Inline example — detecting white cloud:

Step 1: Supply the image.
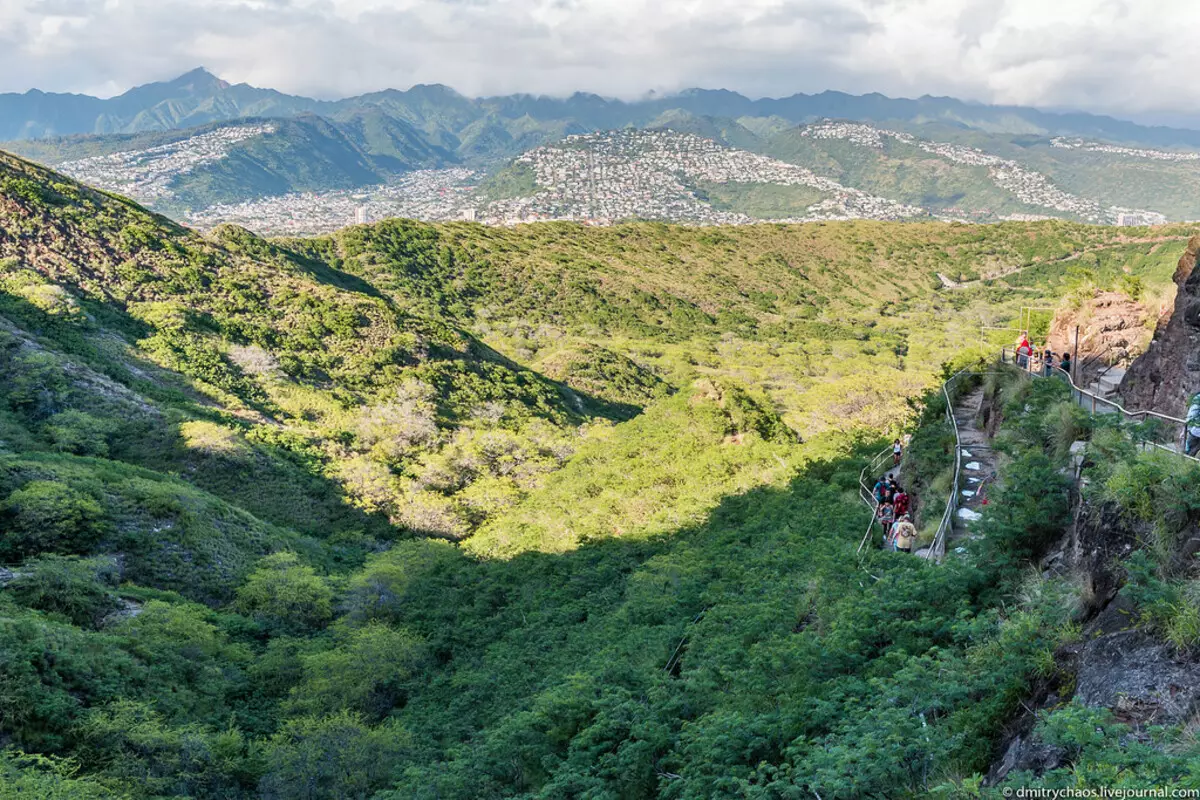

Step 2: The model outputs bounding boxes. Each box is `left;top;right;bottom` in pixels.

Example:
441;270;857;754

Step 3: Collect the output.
1;0;1195;119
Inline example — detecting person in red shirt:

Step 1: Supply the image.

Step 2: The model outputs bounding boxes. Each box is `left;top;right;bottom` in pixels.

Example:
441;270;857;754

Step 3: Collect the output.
1016;333;1032;368
893;487;909;517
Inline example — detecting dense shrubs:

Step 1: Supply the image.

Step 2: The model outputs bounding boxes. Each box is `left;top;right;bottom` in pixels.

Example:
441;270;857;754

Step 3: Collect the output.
5;555;122;627
234;552;333;634
2;149;1197;795
1;480;105;558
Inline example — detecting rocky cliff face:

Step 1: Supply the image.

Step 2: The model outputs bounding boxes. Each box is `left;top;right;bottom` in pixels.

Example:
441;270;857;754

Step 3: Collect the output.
1119;236;1200;415
987;500;1200;786
1046;291;1154;366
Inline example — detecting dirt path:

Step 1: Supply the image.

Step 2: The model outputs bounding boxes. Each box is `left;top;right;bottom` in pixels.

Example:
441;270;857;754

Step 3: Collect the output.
938;235;1191;290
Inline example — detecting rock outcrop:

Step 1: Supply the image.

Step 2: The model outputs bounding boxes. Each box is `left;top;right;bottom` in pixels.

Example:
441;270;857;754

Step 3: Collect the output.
1075;627;1200;725
985;502;1177;786
1119;236;1200;416
1046;291;1155;372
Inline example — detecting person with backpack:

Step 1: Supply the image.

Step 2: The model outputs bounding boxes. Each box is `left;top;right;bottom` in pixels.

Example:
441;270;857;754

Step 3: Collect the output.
1042;349;1055;377
873;477;887;504
1059;352;1073;381
877;501;895;545
893;515;917;553
892;438;903;466
892;487;909;518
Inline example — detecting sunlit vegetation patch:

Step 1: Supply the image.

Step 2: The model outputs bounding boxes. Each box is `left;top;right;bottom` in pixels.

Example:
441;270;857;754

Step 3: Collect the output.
2;148;1200;796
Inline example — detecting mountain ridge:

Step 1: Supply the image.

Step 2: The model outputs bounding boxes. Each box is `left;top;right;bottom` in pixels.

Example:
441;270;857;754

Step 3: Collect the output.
11;68;1200;149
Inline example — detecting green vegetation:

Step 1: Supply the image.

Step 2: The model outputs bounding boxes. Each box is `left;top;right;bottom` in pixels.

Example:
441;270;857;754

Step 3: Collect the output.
690;180;828;218
2;149;1200;796
476;162;538;201
766;132;1045;220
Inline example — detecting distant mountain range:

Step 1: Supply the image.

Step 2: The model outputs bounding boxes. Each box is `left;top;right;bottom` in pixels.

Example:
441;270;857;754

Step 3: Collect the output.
10;67;1200;149
6;69;1200;231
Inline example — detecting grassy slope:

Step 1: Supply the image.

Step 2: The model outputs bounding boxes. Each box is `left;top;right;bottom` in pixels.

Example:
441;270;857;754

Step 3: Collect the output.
890;122;1200;221
284;217;1195;435
0;149;609;547
2;149;1199;797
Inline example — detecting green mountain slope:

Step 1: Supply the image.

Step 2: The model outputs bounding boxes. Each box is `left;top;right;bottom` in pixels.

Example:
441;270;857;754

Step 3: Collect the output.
4;114;457;216
11;69;1200;228
0;149;619;545
2;151;1199;797
763;126;1045;219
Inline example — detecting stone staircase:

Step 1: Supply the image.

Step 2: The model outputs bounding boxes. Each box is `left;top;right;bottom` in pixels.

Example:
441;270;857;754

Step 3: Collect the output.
1087;365;1126;399
946;385;1000;553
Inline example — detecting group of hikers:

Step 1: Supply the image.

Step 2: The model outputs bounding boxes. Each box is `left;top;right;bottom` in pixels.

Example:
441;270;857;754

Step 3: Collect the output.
1013;333;1072;379
872;470;918;554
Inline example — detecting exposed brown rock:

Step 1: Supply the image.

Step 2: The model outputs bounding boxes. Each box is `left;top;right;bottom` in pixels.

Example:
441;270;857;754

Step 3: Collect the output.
1119;236;1200;415
1041;291;1156;392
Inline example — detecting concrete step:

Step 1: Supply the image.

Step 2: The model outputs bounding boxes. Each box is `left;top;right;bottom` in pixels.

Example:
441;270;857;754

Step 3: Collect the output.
1098;369;1125;395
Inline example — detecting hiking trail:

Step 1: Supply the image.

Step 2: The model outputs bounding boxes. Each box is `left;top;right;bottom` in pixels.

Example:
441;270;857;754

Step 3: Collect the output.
945;384;999;553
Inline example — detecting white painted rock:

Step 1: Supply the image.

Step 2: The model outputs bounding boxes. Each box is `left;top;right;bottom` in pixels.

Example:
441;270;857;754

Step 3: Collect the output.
965;461;983;471
967;477;981;484
961;490;975;497
957;508;983;522
961;449;972;457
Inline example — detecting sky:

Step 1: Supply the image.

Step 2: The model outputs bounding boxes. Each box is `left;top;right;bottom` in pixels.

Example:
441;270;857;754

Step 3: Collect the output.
2;0;1194;120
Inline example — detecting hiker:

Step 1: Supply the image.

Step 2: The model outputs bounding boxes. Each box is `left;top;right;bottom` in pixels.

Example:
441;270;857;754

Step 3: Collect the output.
1185;393;1200;456
892;487;910;517
1042;349;1055;377
892;438;903;466
877;500;895;543
893;515;917;553
1059;352;1072;381
1016;333;1031;368
873;477;888;504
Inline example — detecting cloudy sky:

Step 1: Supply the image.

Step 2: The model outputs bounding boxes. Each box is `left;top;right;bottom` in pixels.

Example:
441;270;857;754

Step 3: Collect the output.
2;0;1191;120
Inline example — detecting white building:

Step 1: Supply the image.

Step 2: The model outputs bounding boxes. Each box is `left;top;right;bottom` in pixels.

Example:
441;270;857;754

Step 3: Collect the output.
354;206;372;225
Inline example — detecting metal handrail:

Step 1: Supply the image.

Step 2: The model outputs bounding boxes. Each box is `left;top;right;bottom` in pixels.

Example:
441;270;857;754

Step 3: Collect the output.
1000;348;1199;463
861;347;1199;563
856;367;970;561
856;445;897;555
926;369;970;561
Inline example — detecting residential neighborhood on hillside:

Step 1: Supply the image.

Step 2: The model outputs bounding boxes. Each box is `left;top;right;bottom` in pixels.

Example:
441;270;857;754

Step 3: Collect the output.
18;114;1186;234
801;121;1168;224
56;124;277;200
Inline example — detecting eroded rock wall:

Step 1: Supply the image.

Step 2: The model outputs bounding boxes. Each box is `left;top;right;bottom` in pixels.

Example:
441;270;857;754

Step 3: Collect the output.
1119;236;1200;416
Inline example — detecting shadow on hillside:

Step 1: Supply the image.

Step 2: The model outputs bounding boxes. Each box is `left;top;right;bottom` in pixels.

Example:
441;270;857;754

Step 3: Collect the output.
0;284;648;557
392;439;953;654
275;245;387;300
371;443;991;794
0;290;399;545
